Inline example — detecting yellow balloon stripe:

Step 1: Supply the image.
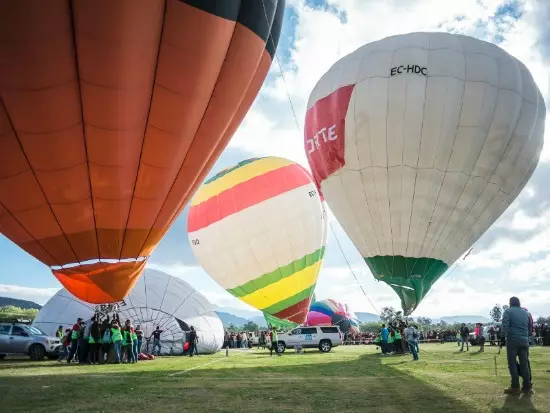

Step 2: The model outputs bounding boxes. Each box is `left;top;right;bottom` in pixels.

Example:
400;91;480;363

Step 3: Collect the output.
238;260;322;310
191;157;294;206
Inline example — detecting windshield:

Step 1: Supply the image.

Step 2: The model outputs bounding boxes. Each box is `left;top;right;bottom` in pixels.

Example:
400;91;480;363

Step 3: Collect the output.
26;326;46;336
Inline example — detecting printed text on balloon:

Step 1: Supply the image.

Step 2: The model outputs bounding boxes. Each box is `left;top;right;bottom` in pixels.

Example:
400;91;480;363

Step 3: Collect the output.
306;124;337;154
390;65;427;77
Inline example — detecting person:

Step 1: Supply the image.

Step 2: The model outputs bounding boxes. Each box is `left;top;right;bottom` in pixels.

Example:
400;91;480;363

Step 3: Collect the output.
123;320;135;363
130;325;139;362
135;325;144;355
394;328;403;353
404;324;419;361
380;324;389;355
151;326;163;356
67;317;82;364
111;320;123;364
88;317;101;364
460;323;469;352
502;297;532;394
101;326;111;363
56;325;64;341
188;326;199;357
456;330;461;347
80;316;93;364
476;324;485;353
269;326;280;357
58;329;71;362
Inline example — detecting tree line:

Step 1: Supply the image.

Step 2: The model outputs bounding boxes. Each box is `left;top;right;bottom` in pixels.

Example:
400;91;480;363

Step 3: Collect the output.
0;305;39;321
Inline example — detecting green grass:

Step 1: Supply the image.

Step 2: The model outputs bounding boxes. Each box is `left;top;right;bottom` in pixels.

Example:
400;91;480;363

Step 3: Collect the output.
0;344;549;412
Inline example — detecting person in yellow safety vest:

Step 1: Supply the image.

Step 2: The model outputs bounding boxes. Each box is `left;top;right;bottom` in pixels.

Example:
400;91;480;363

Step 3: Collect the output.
131;327;139;363
111;321;123;364
394;329;403;353
88;318;101;365
387;329;395;354
56;326;65;361
122;319;136;363
67;317;83;364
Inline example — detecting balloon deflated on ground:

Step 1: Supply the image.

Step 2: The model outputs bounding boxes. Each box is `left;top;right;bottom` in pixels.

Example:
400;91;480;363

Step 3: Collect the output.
188;157;328;325
305;32;546;314
0;0;285;303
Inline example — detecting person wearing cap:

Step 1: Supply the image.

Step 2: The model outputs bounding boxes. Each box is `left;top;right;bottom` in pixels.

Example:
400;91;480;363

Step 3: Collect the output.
502;296;532;395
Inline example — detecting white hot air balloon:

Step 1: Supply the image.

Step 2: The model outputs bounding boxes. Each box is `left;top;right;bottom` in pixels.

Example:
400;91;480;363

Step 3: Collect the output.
305;32;546;314
33;268;224;355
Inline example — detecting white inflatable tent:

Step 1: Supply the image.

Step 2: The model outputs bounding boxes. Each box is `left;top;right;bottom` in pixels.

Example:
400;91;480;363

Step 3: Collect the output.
33;268;224;355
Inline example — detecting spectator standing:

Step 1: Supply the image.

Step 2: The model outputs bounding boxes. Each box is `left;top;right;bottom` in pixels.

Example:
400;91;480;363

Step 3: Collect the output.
67;317;82;364
404;324;419;361
380;324;389;355
460;323;470;352
502;297;532;395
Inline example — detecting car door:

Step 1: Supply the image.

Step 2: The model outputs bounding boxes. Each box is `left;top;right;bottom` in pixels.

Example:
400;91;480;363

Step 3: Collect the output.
287;328;303;347
300;327;318;348
0;324;11;352
8;326;31;353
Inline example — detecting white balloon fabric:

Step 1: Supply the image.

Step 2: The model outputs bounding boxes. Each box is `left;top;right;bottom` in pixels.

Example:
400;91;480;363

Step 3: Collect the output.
33;268;224;354
305;32;546;314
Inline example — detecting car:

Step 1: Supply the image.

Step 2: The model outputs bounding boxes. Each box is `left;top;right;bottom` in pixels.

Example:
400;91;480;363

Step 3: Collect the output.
0;323;62;361
276;326;343;353
469;323;502;346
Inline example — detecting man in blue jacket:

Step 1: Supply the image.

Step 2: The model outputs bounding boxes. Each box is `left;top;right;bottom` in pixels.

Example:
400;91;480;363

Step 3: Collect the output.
502;296;532;394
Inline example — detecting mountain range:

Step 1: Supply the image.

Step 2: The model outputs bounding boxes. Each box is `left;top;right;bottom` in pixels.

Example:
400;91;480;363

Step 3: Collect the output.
0;296;42;310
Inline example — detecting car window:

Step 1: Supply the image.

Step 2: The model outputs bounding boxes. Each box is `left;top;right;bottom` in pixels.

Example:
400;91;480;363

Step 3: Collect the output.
27;326;45;336
301;327;317;335
320;327;339;333
11;326;26;336
291;328;302;335
0;325;10;335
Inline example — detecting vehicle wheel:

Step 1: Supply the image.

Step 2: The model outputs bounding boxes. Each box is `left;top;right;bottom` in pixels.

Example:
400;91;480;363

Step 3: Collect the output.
277;342;286;353
319;340;332;353
29;344;45;361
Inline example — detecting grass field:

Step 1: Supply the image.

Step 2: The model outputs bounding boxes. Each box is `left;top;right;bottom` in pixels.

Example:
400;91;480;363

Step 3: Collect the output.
0;344;549;412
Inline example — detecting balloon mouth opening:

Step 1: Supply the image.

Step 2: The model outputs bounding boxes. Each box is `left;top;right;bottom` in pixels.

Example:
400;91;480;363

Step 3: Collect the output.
50;256;147;270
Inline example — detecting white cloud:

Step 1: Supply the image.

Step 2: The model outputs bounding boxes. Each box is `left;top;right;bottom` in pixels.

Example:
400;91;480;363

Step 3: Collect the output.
0;284;59;306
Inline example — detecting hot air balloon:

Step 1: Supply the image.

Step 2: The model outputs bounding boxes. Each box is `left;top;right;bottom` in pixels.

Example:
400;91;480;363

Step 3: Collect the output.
188;156;327;324
305;32;546;314
306;298;359;334
0;0;285;303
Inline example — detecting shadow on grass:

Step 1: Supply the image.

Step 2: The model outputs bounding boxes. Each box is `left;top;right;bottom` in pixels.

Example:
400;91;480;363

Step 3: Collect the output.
492;394;538;413
0;351;542;413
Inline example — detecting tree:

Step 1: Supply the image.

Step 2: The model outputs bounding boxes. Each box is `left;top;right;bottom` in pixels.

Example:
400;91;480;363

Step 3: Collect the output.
359;322;382;333
438;320;448;327
489;304;502;323
242;321;259;332
380;306;397;324
226;323;238;332
0;305;39;321
502;305;509;312
536;316;549;324
416;317;433;326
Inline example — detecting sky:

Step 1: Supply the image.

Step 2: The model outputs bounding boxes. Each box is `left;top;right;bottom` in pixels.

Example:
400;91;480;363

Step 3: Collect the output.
1;0;549;320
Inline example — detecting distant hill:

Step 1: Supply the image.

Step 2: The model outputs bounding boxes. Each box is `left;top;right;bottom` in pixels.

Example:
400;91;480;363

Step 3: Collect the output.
215;311;251;327
355;312;380;323
440;315;491;324
0;296;42;310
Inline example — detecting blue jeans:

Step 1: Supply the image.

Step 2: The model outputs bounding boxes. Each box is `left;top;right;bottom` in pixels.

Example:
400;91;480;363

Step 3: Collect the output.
408;342;419;360
132;340;139;362
113;341;122;362
137;338;143;354
153;339;161;355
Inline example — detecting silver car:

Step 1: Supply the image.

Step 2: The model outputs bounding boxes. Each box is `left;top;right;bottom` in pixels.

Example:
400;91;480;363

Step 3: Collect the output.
0;323;62;361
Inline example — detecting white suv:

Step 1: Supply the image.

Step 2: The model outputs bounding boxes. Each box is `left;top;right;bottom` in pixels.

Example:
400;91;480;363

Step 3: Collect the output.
276;326;343;353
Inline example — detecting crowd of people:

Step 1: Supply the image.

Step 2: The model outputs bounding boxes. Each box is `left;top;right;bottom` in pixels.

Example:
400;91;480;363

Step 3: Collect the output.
57;313;199;364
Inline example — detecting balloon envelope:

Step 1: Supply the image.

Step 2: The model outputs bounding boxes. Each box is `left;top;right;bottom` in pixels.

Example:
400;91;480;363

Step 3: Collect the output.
0;0;284;303
188;157;327;324
306;298;359;333
305;32;546;314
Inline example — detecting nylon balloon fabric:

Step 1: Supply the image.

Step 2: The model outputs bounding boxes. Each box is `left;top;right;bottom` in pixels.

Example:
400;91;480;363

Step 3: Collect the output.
306;298;359;334
188;157;327;324
305;32;546;314
0;0;285;303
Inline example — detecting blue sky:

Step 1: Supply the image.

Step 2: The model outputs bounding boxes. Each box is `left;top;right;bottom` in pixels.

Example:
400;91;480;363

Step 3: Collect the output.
1;0;549;318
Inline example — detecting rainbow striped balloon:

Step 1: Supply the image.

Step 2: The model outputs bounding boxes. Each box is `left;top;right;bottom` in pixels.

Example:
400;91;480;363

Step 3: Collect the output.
188;157;327;324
